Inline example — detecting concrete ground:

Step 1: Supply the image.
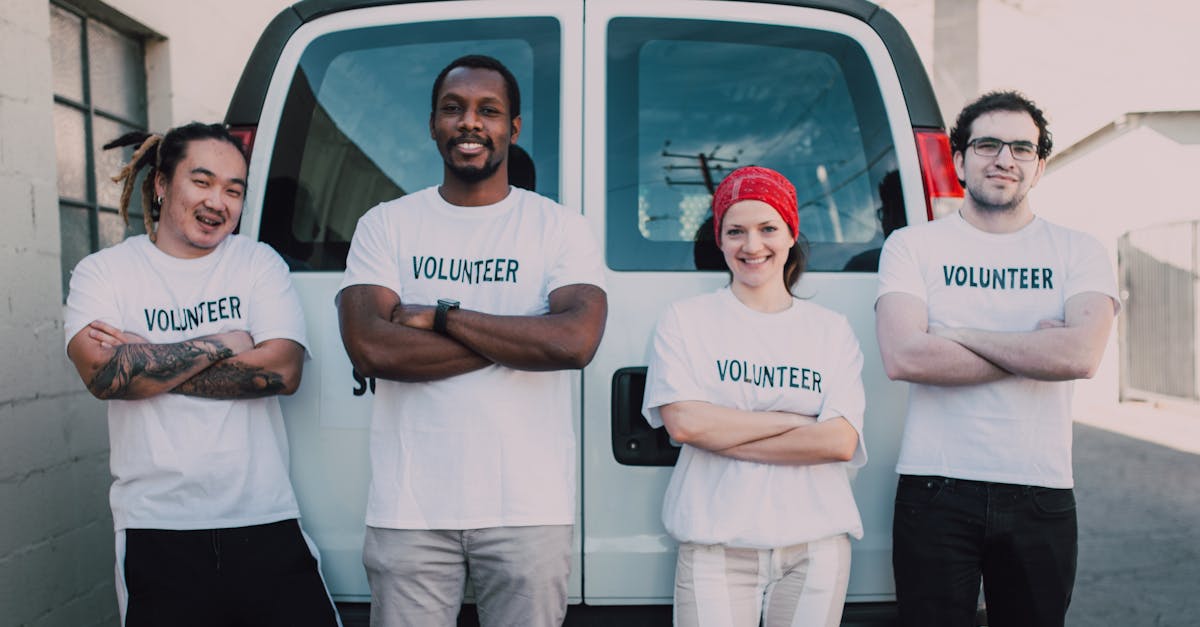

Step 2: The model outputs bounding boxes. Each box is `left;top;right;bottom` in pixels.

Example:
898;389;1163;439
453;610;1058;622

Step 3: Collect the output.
1069;401;1200;627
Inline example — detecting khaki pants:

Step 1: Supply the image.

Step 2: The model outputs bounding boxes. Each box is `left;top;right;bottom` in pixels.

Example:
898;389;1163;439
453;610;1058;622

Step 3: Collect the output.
363;525;572;627
674;534;851;627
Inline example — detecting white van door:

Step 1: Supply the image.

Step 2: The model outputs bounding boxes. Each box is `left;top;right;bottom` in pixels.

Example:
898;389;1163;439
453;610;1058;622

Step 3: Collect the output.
242;1;584;601
580;0;922;604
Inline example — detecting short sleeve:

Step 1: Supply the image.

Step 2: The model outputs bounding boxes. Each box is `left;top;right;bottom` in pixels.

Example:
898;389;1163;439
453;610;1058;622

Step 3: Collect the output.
248;244;310;354
641;305;707;429
815;316;868;468
63;254;118;352
546;210;606;293
876;228;926;304
1065;232;1120;315
339;204;403;301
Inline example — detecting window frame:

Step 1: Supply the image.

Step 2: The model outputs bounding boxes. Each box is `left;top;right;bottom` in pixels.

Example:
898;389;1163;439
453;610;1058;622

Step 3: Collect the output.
52;0;149;294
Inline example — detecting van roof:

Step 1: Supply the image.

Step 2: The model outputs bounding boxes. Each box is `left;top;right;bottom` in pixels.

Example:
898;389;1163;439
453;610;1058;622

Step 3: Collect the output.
226;0;942;129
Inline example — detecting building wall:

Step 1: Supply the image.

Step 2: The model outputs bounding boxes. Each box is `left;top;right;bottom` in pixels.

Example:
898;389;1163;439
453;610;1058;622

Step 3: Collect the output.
1036;126;1200;405
878;0;1200;146
102;0;291;126
0;2;116;624
0;1;287;624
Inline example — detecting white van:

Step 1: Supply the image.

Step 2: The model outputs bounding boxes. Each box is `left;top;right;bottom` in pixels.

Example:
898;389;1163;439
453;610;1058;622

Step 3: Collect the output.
225;0;964;622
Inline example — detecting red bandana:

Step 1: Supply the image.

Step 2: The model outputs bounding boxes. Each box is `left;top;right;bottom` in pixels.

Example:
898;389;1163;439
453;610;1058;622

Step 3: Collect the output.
711;166;799;242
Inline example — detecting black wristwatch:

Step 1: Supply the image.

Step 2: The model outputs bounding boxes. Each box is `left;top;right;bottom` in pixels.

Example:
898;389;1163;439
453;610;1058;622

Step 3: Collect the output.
434;298;460;334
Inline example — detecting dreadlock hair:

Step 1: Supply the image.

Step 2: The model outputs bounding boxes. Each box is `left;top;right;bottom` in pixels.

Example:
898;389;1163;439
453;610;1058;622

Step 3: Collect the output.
104;122;247;242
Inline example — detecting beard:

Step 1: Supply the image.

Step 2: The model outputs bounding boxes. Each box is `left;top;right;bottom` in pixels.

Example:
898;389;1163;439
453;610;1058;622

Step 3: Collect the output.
967;186;1026;213
446;155;504;183
966;173;1028;213
443;135;505;184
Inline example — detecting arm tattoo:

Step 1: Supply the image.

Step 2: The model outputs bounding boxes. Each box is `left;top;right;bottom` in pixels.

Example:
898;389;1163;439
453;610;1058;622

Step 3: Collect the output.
171;361;287;399
88;338;233;400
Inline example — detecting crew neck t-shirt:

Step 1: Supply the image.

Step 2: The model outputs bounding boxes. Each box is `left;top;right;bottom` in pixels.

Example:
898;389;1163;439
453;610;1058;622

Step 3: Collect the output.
877;212;1119;488
642;288;867;548
338;186;606;530
64;234;308;530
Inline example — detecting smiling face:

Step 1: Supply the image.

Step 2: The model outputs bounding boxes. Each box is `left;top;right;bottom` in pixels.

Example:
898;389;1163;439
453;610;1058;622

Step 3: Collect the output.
430;66;521;186
719;200;796;294
954;109;1046;215
152;138;247;259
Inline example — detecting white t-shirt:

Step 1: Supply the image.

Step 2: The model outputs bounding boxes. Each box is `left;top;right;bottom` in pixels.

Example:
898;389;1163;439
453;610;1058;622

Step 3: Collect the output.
338;186;606;530
64;235;308;531
877;212;1119;488
642;288;867;549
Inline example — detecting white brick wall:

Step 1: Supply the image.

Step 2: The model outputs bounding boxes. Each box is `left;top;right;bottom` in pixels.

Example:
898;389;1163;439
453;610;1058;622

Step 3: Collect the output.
2;0;293;622
0;1;117;625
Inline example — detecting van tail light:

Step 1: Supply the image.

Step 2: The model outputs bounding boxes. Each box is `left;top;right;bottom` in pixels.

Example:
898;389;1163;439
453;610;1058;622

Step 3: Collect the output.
229;125;258;159
914;128;964;221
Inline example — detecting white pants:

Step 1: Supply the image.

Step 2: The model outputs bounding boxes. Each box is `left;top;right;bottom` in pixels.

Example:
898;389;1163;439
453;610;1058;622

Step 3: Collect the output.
673;534;851;627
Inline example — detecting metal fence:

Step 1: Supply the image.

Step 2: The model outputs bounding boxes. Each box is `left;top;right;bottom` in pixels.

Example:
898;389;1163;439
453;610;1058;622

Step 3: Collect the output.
1118;220;1199;402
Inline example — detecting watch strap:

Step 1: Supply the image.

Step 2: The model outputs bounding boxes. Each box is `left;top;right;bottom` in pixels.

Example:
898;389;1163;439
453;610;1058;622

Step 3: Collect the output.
434;299;459;334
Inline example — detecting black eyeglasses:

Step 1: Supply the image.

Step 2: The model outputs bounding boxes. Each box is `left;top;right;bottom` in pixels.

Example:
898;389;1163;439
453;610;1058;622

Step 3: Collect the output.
967;137;1040;161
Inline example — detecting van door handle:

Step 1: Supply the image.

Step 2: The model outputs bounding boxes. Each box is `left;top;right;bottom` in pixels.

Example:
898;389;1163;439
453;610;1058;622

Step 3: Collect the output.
611;367;680;466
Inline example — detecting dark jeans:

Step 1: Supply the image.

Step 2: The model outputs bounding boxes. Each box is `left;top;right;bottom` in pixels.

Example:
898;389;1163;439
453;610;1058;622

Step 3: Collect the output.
892;475;1077;627
124;519;339;627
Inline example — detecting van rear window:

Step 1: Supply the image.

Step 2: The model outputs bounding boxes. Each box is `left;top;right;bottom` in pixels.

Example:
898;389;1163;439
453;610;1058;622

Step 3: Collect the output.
260;18;561;271
605;18;904;273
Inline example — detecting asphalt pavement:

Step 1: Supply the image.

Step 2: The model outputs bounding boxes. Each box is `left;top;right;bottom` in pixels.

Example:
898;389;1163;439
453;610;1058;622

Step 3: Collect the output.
1068;402;1200;627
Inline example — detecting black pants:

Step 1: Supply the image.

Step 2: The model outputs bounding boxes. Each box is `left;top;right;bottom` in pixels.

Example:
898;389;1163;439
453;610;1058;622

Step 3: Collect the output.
892;475;1077;627
124;519;339;627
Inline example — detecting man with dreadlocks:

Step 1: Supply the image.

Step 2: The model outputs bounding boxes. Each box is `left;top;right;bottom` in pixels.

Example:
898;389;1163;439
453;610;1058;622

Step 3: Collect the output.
64;122;339;627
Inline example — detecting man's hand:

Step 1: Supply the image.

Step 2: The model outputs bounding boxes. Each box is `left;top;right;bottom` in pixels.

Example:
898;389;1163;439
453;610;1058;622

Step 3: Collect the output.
85;320;148;348
339;283;606;382
929;292;1115;382
391;304;435;331
85;321;255;356
339;285;492;382
171;338;305;399
443;283;608;371
80;324;301;400
67;322;247;401
876;292;1010;385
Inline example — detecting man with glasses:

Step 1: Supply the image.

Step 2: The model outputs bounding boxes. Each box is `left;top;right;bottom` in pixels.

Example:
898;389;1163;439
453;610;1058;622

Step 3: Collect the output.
875;91;1119;627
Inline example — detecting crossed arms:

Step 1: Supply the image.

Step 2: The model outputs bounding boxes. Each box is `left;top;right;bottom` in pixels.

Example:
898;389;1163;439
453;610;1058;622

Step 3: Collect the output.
875;290;1116;386
336;282;608;382
67;320;304;400
658;402;859;465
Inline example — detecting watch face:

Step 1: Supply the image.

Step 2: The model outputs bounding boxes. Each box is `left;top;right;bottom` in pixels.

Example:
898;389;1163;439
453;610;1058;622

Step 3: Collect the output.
438;299;460;308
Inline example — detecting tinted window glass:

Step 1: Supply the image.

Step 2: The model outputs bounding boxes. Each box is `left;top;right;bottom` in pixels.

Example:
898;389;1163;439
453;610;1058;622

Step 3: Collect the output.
606;18;904;273
263;18;561;271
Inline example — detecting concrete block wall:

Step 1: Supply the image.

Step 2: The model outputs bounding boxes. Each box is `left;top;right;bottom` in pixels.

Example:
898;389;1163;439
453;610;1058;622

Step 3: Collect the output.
0;1;118;625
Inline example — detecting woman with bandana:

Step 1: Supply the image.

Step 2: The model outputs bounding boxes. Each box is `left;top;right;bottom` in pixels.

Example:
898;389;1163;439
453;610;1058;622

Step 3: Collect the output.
642;166;868;627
